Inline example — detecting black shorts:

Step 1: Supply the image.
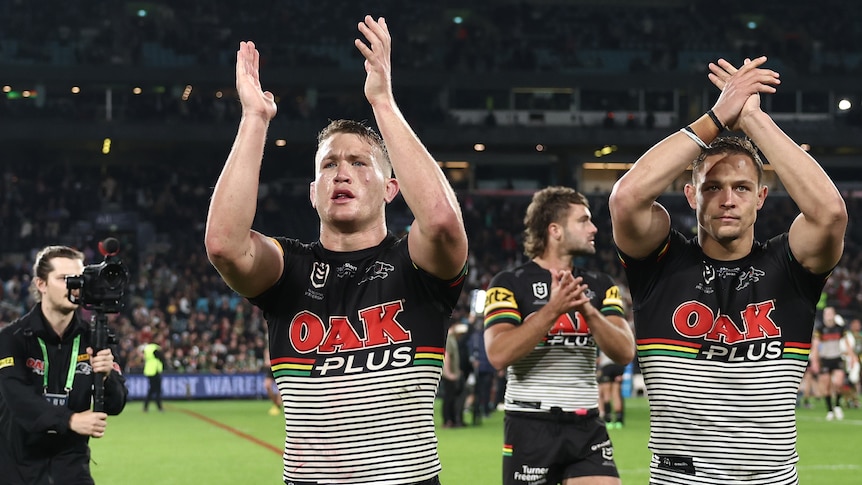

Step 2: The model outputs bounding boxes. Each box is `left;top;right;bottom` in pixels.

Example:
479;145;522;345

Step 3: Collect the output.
502;409;619;484
820;357;844;374
597;364;626;383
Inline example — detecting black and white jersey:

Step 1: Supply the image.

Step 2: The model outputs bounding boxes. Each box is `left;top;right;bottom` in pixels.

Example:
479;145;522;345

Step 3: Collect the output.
814;324;846;360
250;233;466;485
484;261;625;412
619;230;829;485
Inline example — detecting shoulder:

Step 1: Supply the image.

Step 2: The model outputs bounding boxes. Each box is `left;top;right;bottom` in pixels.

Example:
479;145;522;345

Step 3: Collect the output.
1;308;37;336
488;262;541;287
273;237;315;256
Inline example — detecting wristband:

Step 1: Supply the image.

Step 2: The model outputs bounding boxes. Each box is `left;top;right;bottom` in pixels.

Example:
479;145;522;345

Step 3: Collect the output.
707;109;726;132
680;126;709;149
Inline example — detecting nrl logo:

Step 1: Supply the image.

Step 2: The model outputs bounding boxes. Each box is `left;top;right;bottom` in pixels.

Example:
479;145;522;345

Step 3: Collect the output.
703;263;715;284
310;262;330;289
532;282;548;299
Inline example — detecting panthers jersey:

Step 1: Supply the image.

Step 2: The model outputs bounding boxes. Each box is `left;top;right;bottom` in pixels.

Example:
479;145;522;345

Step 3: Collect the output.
249;233;466;485
814;323;846;360
619;230;829;485
484;261;625;412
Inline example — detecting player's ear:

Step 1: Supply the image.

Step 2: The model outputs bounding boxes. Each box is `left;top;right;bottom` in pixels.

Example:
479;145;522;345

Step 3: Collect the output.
684;183;697;210
755;184;768;210
384;178;399;203
309;181;317;208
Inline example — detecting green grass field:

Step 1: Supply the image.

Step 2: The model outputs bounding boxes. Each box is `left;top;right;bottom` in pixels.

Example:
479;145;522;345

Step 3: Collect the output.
90;397;862;484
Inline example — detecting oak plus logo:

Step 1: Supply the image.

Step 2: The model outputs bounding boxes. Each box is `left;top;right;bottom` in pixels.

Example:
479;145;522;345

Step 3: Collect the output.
672;299;783;362
287;300;413;375
26;358;45;375
544;312;594;347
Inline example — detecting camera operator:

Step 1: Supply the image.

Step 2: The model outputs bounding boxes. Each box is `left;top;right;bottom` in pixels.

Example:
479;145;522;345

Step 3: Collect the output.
0;246;128;485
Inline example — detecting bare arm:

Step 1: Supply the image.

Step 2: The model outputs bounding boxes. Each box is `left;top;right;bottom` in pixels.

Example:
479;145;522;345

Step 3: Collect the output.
708;58;846;273
204;41;284;297
744;114;846;273
608;133;688;259
610;57;780;259
355;16;467;279
484;271;588;370
584;312;634;365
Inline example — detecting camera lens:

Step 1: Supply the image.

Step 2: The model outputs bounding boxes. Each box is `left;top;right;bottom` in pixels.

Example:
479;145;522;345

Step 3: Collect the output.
65;275;84;289
101;264;128;289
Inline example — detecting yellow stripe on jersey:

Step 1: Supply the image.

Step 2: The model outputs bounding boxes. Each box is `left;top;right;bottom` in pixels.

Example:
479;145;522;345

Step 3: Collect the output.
270;237;284;255
483;287;517;312
602;285;624;308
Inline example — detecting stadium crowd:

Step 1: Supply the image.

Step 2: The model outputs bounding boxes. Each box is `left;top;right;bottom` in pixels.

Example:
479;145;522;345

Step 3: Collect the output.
2;162;861;383
2;0;860;75
2;2;861;423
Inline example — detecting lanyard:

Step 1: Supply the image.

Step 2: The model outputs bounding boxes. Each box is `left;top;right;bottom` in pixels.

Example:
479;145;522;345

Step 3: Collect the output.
37;334;81;393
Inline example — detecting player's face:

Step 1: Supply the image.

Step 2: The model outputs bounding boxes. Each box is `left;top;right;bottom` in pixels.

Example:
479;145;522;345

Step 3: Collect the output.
310;132;396;231
36;257;83;315
560;203;598;256
687;153;766;244
823;307;836;327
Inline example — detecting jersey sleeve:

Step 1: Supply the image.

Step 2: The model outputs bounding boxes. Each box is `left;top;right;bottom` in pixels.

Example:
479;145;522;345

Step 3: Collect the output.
616;229;684;305
595;273;626;318
247;237;307;314
771;233;833;306
483;271;522;329
399;234;467;315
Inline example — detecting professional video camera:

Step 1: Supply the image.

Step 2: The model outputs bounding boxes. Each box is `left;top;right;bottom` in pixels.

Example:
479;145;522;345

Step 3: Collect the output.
65;237;129;314
64;237;129;412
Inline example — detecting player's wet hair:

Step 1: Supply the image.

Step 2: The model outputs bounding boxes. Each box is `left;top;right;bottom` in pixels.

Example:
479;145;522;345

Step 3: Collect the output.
316;119;392;176
523;186;589;259
692;136;764;185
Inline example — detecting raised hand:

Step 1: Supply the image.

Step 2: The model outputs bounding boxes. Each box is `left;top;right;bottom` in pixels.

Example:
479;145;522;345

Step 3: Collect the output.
707;56;780;131
235;41;277;122
354;16;393;107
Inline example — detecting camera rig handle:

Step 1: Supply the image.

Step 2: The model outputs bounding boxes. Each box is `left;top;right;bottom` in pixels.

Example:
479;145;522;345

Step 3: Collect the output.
64;237;129;413
91;312;108;413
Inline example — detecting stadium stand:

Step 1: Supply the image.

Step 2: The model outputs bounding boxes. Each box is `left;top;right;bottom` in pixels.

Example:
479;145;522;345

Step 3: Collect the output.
2;0;862;382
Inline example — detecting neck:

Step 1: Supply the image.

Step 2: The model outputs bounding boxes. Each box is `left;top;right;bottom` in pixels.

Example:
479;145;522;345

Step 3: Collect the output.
533;252;575;272
41;305;75;338
319;223;388;252
698;231;754;261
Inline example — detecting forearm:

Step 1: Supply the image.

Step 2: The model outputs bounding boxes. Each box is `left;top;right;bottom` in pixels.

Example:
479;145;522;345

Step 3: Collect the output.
372;101;464;238
742;111;845;225
485;309;557;370
615;114;719;205
582;309;635;365
205;116;269;260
